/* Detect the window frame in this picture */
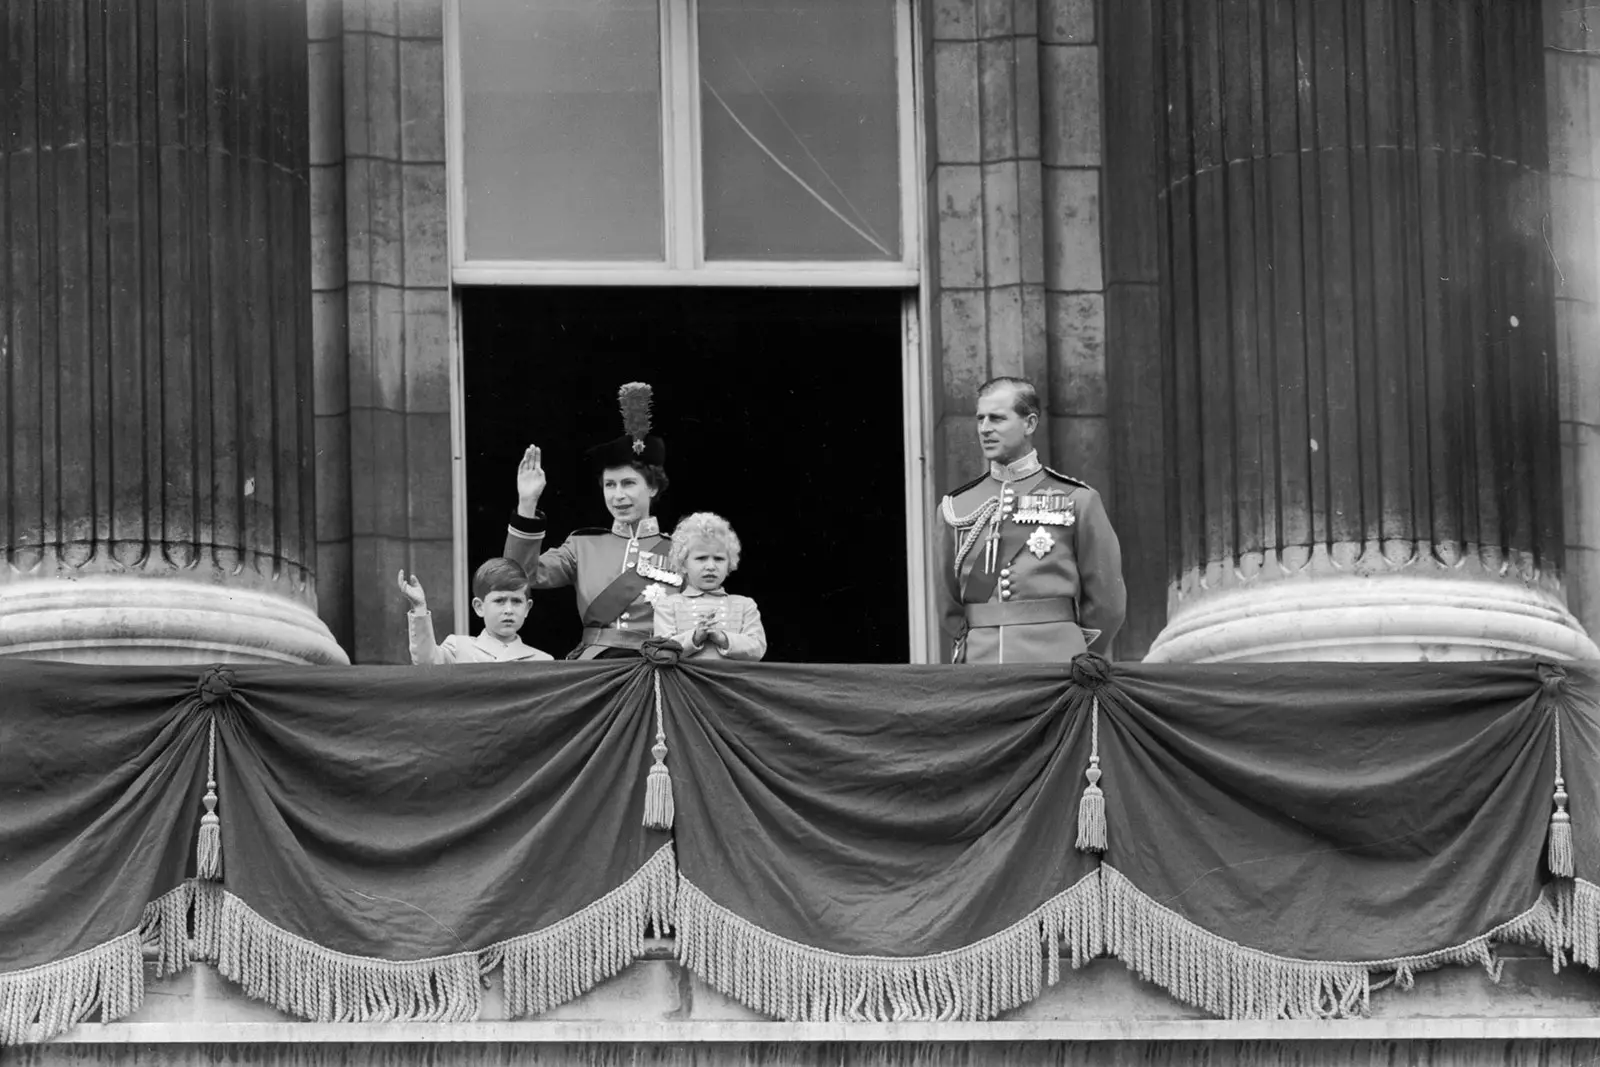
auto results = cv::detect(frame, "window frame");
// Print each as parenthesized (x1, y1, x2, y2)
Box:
(444, 0, 921, 286)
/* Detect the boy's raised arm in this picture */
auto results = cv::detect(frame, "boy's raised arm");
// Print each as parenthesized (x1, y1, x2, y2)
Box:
(398, 569, 451, 666)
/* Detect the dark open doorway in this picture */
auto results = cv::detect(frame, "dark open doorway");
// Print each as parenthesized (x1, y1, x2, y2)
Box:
(461, 288, 910, 663)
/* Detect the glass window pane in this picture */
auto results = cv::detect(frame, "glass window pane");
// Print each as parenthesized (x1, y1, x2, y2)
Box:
(460, 0, 664, 261)
(698, 0, 902, 262)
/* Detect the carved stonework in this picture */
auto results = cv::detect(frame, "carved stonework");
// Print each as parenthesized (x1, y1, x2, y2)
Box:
(1144, 0, 1595, 661)
(0, 0, 345, 664)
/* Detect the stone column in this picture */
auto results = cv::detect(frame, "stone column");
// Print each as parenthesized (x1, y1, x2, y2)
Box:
(0, 0, 346, 664)
(1143, 0, 1597, 662)
(1102, 0, 1167, 660)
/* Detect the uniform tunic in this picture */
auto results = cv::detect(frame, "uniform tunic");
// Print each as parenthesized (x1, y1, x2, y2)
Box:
(653, 587, 767, 660)
(504, 515, 681, 659)
(936, 450, 1126, 664)
(407, 610, 553, 665)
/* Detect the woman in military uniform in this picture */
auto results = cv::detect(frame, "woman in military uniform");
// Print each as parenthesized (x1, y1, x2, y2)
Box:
(501, 383, 682, 660)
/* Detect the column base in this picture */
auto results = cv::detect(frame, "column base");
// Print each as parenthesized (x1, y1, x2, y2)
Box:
(0, 577, 350, 665)
(1146, 574, 1600, 664)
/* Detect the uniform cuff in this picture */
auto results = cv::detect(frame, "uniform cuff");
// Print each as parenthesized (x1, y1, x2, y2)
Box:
(507, 511, 547, 538)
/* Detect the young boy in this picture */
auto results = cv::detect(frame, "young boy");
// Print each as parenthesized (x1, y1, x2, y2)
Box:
(652, 512, 766, 660)
(398, 558, 553, 664)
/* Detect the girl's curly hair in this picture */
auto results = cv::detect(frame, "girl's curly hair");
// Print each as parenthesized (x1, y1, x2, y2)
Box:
(669, 512, 742, 573)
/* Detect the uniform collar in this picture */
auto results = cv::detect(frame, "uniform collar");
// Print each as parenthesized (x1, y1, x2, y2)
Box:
(611, 517, 661, 539)
(989, 449, 1042, 483)
(682, 586, 727, 598)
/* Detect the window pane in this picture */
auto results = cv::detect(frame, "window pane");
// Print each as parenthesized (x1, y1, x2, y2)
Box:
(460, 0, 663, 261)
(698, 0, 901, 262)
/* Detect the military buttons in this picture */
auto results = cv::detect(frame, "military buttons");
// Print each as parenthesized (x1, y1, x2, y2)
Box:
(1000, 568, 1011, 578)
(1000, 588, 1011, 600)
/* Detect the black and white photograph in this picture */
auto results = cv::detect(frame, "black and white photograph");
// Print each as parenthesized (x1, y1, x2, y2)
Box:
(4, 0, 1600, 1061)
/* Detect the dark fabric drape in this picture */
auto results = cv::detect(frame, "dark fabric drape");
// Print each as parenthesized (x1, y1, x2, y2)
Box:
(666, 662, 1098, 951)
(215, 662, 664, 958)
(3, 655, 1599, 1042)
(0, 664, 207, 972)
(1099, 661, 1556, 958)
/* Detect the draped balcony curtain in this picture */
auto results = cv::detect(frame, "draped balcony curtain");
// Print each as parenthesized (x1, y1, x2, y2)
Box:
(2, 650, 1596, 1043)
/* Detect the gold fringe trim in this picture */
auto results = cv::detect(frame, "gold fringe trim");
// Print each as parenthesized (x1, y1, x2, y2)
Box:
(138, 883, 197, 978)
(674, 870, 1103, 1022)
(485, 842, 678, 1018)
(0, 884, 192, 1046)
(1521, 876, 1600, 971)
(170, 845, 678, 1025)
(187, 880, 484, 1023)
(1101, 864, 1555, 1019)
(0, 933, 140, 1046)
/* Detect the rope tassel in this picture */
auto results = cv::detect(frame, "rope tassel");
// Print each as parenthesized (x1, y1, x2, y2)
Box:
(196, 716, 223, 880)
(1550, 713, 1574, 879)
(643, 672, 674, 830)
(1076, 695, 1107, 853)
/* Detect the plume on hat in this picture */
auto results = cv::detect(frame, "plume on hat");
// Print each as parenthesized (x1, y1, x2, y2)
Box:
(618, 382, 653, 453)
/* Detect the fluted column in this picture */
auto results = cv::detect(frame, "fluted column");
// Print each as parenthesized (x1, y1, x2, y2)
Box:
(1145, 0, 1597, 662)
(0, 0, 346, 664)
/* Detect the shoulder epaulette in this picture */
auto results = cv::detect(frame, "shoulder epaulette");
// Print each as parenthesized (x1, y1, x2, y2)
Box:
(1042, 466, 1092, 490)
(947, 473, 989, 499)
(569, 527, 611, 537)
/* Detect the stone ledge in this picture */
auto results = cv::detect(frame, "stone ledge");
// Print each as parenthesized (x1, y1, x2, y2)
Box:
(44, 949, 1600, 1043)
(49, 1016, 1600, 1044)
(0, 577, 349, 665)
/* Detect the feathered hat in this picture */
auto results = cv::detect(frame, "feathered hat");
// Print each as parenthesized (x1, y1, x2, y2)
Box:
(587, 382, 666, 470)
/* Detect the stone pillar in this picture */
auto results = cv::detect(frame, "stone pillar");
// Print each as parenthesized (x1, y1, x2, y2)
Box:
(1142, 0, 1597, 663)
(927, 0, 1050, 493)
(0, 0, 346, 664)
(1545, 0, 1600, 643)
(310, 0, 354, 650)
(331, 0, 454, 665)
(1039, 0, 1110, 500)
(1102, 0, 1167, 660)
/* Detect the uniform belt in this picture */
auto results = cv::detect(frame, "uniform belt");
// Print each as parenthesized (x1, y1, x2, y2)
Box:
(964, 598, 1077, 628)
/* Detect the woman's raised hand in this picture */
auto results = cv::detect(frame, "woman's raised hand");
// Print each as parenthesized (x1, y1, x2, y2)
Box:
(516, 444, 546, 512)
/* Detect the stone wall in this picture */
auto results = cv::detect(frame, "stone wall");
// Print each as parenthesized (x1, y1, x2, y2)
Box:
(312, 0, 454, 663)
(1547, 0, 1600, 641)
(924, 5, 1105, 489)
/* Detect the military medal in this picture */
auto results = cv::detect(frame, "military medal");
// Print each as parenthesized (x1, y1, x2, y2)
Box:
(641, 582, 668, 604)
(1014, 494, 1076, 527)
(635, 554, 683, 586)
(1026, 526, 1055, 559)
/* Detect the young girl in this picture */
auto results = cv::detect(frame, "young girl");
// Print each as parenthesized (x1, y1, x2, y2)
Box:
(652, 512, 766, 660)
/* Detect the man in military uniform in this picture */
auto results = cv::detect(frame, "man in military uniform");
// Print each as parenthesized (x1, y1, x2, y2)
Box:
(936, 377, 1126, 663)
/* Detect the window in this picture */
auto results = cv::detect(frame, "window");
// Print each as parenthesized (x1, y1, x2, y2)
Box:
(449, 0, 918, 284)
